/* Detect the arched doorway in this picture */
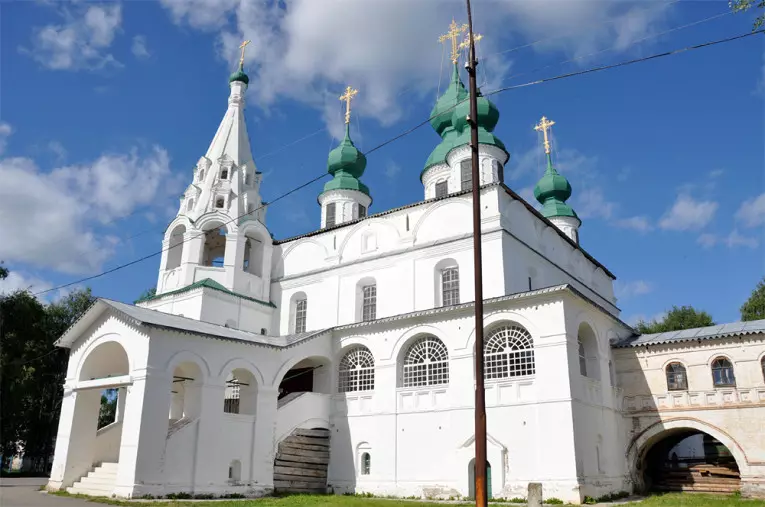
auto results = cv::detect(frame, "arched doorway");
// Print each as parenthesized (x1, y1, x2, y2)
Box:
(63, 340, 131, 489)
(638, 428, 740, 493)
(468, 459, 492, 500)
(277, 356, 331, 402)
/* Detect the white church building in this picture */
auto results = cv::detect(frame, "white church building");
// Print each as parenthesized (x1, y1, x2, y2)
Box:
(46, 45, 765, 503)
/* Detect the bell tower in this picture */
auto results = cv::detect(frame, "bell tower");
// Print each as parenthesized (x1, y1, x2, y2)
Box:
(140, 41, 275, 333)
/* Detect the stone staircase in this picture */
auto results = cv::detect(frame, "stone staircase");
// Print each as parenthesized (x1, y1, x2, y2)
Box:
(66, 462, 117, 497)
(273, 428, 330, 494)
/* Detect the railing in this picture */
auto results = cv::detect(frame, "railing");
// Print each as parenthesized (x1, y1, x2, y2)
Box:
(274, 392, 331, 452)
(624, 386, 765, 412)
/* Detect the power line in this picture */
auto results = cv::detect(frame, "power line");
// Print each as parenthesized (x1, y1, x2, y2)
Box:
(33, 28, 763, 297)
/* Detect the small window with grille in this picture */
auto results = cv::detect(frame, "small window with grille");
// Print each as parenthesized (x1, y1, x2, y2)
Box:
(221, 169, 228, 180)
(460, 160, 472, 191)
(362, 284, 376, 321)
(435, 180, 448, 198)
(215, 197, 225, 208)
(294, 298, 307, 333)
(338, 346, 375, 393)
(402, 336, 449, 387)
(326, 202, 336, 227)
(666, 362, 688, 391)
(441, 267, 459, 306)
(484, 325, 535, 379)
(361, 452, 371, 475)
(358, 204, 367, 218)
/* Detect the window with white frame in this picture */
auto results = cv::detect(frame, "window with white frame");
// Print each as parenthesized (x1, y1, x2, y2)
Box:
(294, 298, 307, 333)
(460, 159, 472, 191)
(402, 336, 449, 387)
(441, 267, 459, 306)
(338, 346, 375, 393)
(484, 324, 535, 379)
(435, 180, 448, 198)
(361, 452, 371, 475)
(578, 340, 587, 376)
(326, 202, 337, 227)
(362, 284, 377, 321)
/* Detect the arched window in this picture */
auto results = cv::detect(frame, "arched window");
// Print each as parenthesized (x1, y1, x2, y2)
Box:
(361, 452, 371, 475)
(711, 357, 736, 387)
(666, 362, 688, 391)
(484, 324, 535, 379)
(577, 323, 600, 380)
(215, 197, 225, 208)
(338, 346, 375, 393)
(402, 336, 449, 387)
(356, 278, 377, 322)
(441, 266, 459, 306)
(165, 224, 186, 270)
(187, 199, 194, 212)
(578, 340, 587, 376)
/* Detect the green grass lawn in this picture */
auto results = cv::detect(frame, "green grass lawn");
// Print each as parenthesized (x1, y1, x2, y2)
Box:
(51, 492, 765, 507)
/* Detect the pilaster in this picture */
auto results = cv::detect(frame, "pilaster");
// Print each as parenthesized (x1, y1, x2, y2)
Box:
(252, 387, 279, 487)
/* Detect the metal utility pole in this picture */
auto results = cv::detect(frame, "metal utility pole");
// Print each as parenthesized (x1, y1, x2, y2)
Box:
(465, 0, 487, 506)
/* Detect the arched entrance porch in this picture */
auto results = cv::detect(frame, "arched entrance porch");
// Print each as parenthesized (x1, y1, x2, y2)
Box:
(56, 340, 132, 493)
(468, 459, 493, 500)
(630, 420, 743, 494)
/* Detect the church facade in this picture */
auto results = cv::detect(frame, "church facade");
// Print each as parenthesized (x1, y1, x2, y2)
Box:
(46, 45, 765, 503)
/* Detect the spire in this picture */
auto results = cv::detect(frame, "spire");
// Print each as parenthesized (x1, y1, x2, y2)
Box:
(532, 116, 577, 219)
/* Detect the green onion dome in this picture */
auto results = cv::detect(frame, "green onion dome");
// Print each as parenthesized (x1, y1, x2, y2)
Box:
(451, 89, 500, 134)
(533, 153, 577, 219)
(322, 124, 370, 196)
(229, 63, 249, 85)
(429, 64, 468, 136)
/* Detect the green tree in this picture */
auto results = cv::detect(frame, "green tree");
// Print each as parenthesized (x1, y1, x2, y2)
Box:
(134, 287, 156, 304)
(0, 282, 97, 472)
(740, 276, 765, 321)
(635, 305, 715, 334)
(730, 0, 765, 30)
(98, 389, 118, 429)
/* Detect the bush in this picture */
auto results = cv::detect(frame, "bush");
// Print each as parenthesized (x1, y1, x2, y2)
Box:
(545, 498, 564, 504)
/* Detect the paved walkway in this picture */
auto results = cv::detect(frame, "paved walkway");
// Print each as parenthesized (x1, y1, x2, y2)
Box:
(0, 478, 97, 507)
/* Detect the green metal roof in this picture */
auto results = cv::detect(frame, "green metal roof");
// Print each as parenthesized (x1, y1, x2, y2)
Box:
(534, 153, 577, 219)
(138, 278, 275, 308)
(321, 123, 370, 197)
(229, 62, 249, 85)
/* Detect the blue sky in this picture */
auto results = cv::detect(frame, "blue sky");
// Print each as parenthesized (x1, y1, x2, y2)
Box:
(0, 0, 763, 326)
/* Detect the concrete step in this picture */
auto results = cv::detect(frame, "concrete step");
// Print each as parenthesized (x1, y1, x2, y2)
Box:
(79, 475, 116, 487)
(98, 462, 119, 471)
(66, 484, 114, 497)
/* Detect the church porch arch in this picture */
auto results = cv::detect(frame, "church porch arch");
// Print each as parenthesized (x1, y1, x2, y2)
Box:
(628, 418, 748, 494)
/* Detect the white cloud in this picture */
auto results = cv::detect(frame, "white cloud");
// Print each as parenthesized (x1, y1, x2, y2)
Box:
(0, 270, 53, 296)
(614, 215, 652, 233)
(615, 280, 653, 300)
(573, 187, 615, 220)
(696, 230, 758, 250)
(384, 161, 401, 180)
(708, 169, 724, 179)
(735, 192, 765, 228)
(132, 35, 151, 59)
(48, 140, 67, 162)
(659, 194, 718, 231)
(0, 122, 13, 155)
(158, 0, 668, 132)
(23, 3, 122, 71)
(0, 146, 182, 274)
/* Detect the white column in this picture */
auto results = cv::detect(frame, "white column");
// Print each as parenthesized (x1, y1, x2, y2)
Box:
(191, 382, 225, 491)
(114, 371, 171, 498)
(251, 387, 279, 487)
(47, 387, 100, 490)
(116, 387, 127, 423)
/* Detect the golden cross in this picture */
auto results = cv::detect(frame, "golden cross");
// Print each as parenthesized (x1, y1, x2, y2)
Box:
(238, 40, 252, 66)
(438, 19, 468, 64)
(534, 116, 556, 154)
(458, 32, 483, 53)
(339, 85, 358, 125)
